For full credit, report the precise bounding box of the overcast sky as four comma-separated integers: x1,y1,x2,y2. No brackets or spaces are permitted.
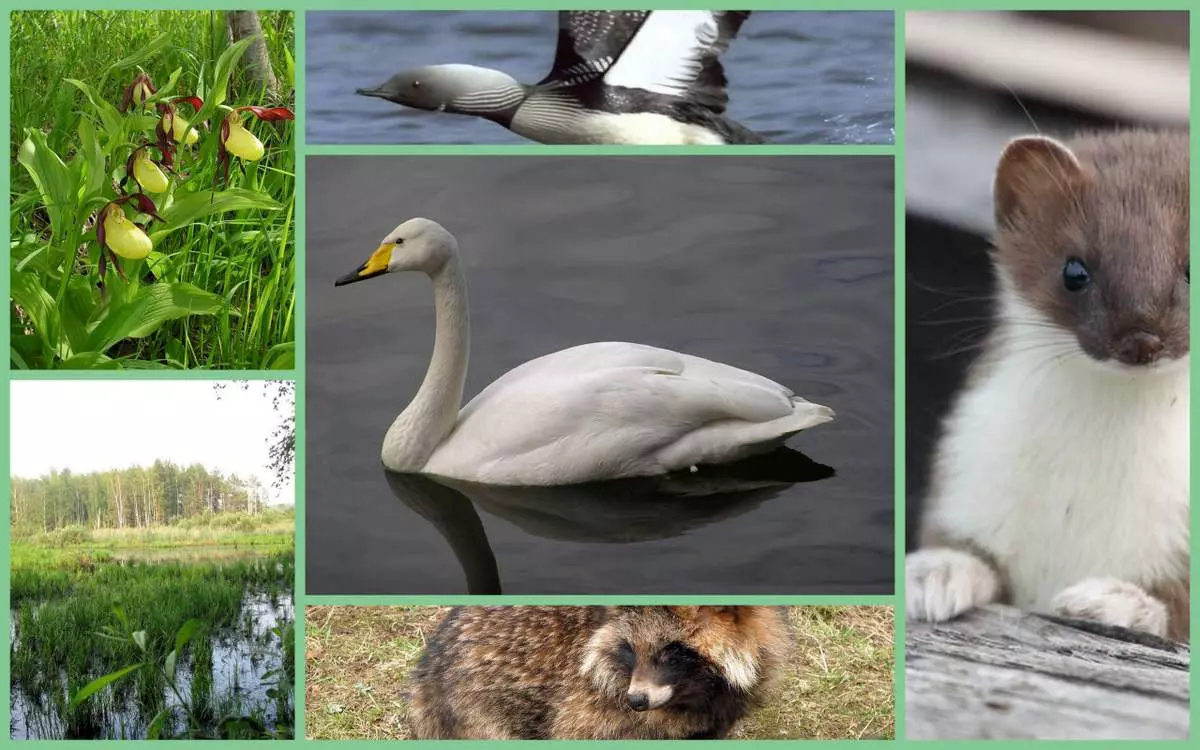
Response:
10,380,295,505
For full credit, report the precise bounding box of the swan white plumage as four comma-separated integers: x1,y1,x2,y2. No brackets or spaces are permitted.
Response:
335,218,835,486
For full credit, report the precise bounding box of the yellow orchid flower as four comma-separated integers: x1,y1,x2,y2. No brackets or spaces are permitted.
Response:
101,204,153,260
223,113,264,161
132,150,169,193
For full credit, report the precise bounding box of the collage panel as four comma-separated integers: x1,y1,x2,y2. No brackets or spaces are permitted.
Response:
305,10,895,145
304,154,894,596
9,10,296,371
9,380,296,740
904,10,1189,740
304,605,894,740
6,8,300,743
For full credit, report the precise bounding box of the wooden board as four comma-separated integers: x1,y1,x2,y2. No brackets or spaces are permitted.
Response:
906,604,1190,740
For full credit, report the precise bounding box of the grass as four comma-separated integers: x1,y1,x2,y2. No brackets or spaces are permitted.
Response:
10,529,295,739
10,11,295,369
303,606,894,740
13,508,296,558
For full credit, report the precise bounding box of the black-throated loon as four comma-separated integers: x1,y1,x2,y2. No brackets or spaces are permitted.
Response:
356,10,769,145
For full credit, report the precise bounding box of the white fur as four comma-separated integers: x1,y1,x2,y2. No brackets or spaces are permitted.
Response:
920,273,1189,616
709,646,758,691
511,109,725,145
906,548,1001,622
1051,577,1169,637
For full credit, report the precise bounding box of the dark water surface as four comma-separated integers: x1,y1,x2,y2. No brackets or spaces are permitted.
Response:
306,11,895,145
306,156,894,594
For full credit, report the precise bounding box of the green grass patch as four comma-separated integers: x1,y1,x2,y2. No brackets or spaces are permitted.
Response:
11,538,294,739
10,10,295,369
303,606,894,740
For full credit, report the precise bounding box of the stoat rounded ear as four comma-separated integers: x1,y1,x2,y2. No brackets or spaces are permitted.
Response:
994,135,1083,229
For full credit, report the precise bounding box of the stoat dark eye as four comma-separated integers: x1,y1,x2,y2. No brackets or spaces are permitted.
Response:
1062,258,1091,292
411,80,422,89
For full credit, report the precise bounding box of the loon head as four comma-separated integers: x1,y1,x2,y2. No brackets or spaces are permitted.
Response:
356,64,528,117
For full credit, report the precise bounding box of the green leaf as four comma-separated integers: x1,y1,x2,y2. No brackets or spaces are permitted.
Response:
102,33,171,77
165,649,178,681
147,707,172,740
77,118,107,199
195,38,253,124
153,67,184,101
63,79,122,142
132,630,148,652
10,269,59,349
87,282,230,351
70,663,143,708
16,130,76,239
175,618,203,653
113,607,130,634
150,188,281,242
263,342,294,370
60,352,120,370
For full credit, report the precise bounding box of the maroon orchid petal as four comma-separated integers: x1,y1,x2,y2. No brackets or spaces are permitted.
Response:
215,119,232,188
119,73,156,113
119,85,134,113
96,210,107,249
126,193,165,223
155,107,176,167
109,248,129,282
173,95,204,112
238,105,295,121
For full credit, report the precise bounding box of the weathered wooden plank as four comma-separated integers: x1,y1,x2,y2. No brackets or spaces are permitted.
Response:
906,604,1190,740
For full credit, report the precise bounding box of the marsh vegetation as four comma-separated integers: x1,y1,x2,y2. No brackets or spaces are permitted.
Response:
10,504,294,739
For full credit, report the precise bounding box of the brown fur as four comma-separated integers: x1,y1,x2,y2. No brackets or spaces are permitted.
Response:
407,606,791,739
991,129,1189,364
1148,577,1190,643
920,129,1190,642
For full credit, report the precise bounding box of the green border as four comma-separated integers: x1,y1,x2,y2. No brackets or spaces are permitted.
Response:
8,1,1197,747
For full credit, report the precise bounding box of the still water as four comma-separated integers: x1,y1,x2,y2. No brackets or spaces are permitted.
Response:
305,156,894,595
306,11,895,145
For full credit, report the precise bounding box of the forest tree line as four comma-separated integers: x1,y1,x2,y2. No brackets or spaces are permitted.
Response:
11,462,270,535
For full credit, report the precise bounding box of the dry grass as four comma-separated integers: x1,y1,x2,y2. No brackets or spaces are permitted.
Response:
304,605,893,740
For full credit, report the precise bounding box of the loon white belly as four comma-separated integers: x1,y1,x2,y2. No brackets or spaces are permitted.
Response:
510,108,727,145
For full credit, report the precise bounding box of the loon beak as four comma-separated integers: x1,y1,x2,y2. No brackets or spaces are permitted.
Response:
356,85,390,101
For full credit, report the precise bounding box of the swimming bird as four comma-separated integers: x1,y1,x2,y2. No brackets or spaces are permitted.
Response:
355,10,770,145
334,218,834,486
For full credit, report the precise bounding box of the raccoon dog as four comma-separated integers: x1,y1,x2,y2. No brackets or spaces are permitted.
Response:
408,606,791,739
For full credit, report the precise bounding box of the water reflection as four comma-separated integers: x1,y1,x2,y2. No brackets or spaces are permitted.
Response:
386,447,833,594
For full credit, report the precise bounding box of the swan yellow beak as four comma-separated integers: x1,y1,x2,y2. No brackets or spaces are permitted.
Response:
334,243,394,286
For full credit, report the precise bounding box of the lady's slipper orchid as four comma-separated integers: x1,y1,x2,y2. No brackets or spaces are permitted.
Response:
222,112,264,161
170,114,200,145
127,146,170,193
119,72,156,113
216,105,294,185
95,194,165,265
99,204,152,260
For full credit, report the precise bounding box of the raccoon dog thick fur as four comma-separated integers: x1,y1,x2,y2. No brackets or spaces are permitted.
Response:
408,606,791,739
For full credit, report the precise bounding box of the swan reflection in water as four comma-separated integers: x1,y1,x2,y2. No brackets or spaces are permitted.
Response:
384,446,835,594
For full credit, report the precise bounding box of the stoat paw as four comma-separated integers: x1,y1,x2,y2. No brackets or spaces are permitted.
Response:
906,548,1001,622
1051,577,1168,637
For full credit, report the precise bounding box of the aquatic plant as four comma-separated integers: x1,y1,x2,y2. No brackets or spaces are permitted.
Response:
10,547,294,739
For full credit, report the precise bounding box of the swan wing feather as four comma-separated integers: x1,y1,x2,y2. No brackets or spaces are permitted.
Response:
425,342,830,483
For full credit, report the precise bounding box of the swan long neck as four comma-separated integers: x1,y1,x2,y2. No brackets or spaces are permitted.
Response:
385,257,470,471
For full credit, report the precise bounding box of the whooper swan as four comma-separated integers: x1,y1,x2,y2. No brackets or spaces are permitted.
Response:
335,218,834,486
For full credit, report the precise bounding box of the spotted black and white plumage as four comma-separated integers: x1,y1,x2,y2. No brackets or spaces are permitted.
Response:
355,10,769,145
